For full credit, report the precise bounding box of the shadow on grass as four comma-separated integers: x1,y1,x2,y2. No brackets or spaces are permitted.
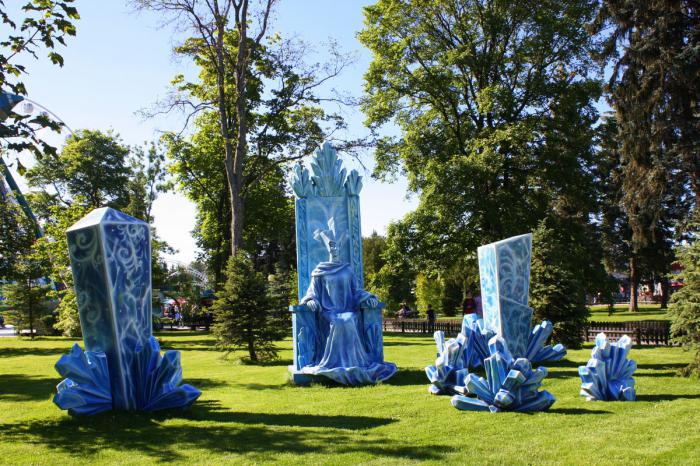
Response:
0,403,453,462
636,393,700,402
384,368,427,386
0,373,57,401
180,400,397,429
547,408,612,415
0,346,68,357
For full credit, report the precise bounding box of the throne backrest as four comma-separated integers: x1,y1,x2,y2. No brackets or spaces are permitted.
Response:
289,143,364,301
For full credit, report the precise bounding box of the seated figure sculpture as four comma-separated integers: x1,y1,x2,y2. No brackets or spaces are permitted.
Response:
298,220,396,384
288,142,397,385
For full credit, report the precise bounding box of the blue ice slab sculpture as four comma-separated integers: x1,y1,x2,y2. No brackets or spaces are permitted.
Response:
451,336,556,412
288,142,397,385
53,207,200,414
425,331,469,394
579,333,637,401
478,234,534,358
477,234,567,362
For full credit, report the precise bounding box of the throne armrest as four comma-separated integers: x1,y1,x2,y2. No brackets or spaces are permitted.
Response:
360,301,385,363
290,304,312,313
290,304,317,370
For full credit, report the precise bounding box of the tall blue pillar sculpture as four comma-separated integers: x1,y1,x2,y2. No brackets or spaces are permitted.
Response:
288,142,397,385
478,233,534,358
54,207,200,414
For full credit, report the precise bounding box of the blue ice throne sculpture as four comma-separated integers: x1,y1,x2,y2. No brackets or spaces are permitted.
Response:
288,142,397,385
53,207,201,415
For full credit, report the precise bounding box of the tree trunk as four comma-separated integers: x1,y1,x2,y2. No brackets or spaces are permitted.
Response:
231,4,250,257
628,255,639,312
247,332,257,361
28,279,34,340
660,278,669,309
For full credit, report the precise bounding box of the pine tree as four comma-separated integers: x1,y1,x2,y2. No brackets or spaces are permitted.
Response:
3,278,51,338
668,229,700,376
530,220,590,348
593,0,699,293
212,253,286,362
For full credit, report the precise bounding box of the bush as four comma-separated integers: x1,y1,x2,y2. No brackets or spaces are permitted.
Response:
668,231,700,376
530,220,589,348
212,253,287,362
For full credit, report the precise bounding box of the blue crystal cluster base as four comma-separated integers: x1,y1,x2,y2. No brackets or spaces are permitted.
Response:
579,333,637,401
451,336,556,413
54,336,201,414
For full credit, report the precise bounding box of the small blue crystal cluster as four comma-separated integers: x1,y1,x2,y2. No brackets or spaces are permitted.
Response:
53,208,200,415
579,332,637,401
451,336,556,412
425,331,469,395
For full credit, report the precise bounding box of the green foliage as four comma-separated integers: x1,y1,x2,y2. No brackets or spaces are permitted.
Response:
0,0,79,158
668,230,700,376
266,264,294,328
362,231,387,297
359,0,604,294
372,221,417,313
0,193,36,281
212,253,286,362
593,0,699,249
26,129,132,209
415,273,441,316
2,278,51,338
530,219,590,348
52,286,80,337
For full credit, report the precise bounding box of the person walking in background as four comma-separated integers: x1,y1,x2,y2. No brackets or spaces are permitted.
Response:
462,293,476,315
426,304,436,333
474,294,483,318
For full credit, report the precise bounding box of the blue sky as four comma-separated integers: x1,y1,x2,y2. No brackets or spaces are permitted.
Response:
11,0,418,263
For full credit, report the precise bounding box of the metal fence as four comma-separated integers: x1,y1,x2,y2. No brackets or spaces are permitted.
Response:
382,318,672,346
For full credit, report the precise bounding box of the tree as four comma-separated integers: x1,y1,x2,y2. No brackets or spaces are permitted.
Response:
530,219,590,348
0,194,50,338
363,231,387,296
359,0,604,292
592,0,698,308
0,0,79,159
212,253,286,361
668,229,700,376
137,0,361,262
373,220,418,313
3,276,51,338
26,129,132,210
0,193,35,280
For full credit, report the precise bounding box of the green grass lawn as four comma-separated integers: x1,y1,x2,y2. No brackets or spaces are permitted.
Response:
1,332,698,465
588,304,669,322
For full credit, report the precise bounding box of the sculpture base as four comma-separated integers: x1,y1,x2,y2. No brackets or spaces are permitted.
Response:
54,337,201,415
288,362,397,386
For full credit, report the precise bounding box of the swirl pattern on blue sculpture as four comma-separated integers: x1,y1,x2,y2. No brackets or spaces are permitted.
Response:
579,332,637,401
451,336,556,412
478,234,534,357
